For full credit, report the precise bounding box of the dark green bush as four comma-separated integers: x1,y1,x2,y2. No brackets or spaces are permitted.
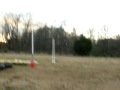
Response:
74,35,92,56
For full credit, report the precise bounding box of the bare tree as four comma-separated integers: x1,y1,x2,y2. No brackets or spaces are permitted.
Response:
21,14,32,52
1,13,22,51
2,13,22,41
88,28,94,43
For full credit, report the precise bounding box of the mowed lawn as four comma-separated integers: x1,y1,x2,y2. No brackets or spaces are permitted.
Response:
0,53,120,90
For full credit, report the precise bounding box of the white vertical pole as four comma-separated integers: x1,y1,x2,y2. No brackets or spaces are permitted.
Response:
52,38,55,63
32,29,34,61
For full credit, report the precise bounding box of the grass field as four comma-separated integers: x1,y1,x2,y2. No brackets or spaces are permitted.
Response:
0,53,120,90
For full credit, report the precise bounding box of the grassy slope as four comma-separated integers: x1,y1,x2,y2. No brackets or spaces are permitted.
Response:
0,53,120,90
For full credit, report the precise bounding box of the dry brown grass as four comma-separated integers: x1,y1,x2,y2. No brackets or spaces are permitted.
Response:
0,53,120,90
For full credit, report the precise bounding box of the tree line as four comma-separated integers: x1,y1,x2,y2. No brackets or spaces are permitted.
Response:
0,13,120,57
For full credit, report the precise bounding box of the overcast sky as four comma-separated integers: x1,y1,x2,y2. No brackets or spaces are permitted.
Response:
0,0,120,38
